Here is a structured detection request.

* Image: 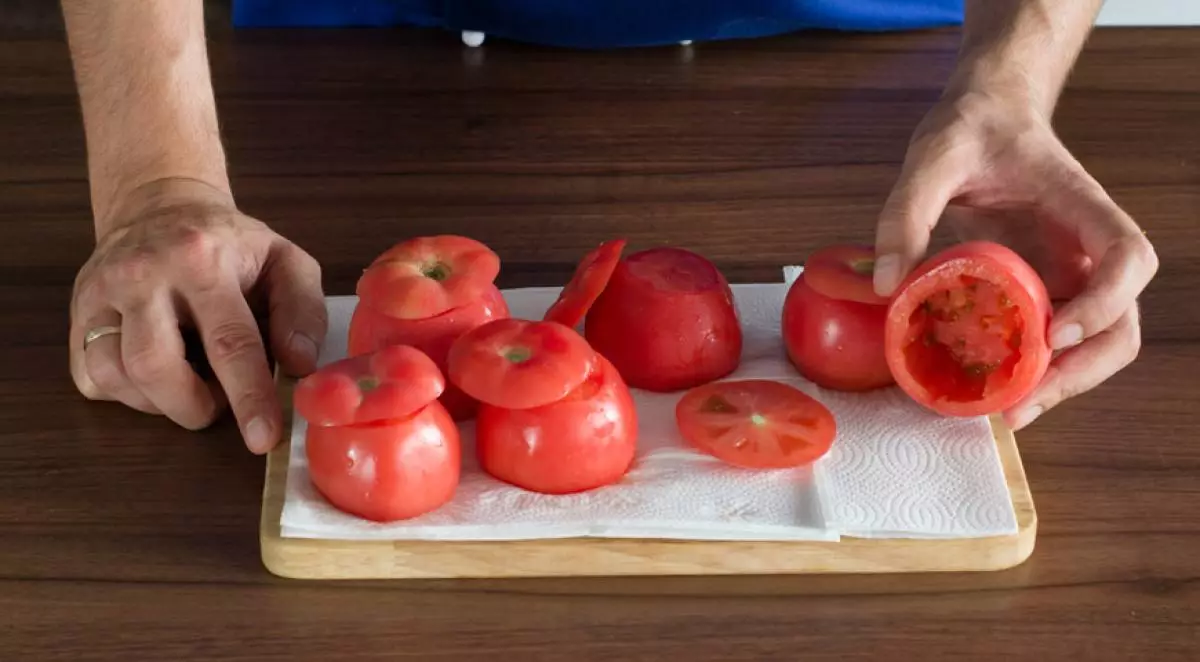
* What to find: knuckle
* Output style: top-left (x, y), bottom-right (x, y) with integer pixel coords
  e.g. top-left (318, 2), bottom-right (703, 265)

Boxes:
top-left (1129, 233), bottom-right (1160, 278)
top-left (124, 344), bottom-right (174, 385)
top-left (208, 323), bottom-right (263, 365)
top-left (106, 252), bottom-right (157, 288)
top-left (1119, 324), bottom-right (1142, 366)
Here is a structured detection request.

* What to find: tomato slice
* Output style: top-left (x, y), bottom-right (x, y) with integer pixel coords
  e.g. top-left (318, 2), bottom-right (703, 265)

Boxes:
top-left (355, 235), bottom-right (501, 319)
top-left (675, 379), bottom-right (837, 469)
top-left (293, 345), bottom-right (445, 427)
top-left (543, 238), bottom-right (626, 328)
top-left (802, 244), bottom-right (888, 305)
top-left (447, 318), bottom-right (596, 410)
top-left (885, 240), bottom-right (1052, 417)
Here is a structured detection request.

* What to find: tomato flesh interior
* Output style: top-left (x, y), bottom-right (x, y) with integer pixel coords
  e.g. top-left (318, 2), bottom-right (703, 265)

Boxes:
top-left (903, 275), bottom-right (1024, 403)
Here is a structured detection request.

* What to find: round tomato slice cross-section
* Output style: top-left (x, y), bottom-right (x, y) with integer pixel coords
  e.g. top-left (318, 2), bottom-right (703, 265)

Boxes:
top-left (885, 241), bottom-right (1052, 417)
top-left (675, 379), bottom-right (837, 469)
top-left (356, 235), bottom-right (501, 319)
top-left (293, 344), bottom-right (445, 427)
top-left (447, 318), bottom-right (596, 410)
top-left (543, 238), bottom-right (626, 328)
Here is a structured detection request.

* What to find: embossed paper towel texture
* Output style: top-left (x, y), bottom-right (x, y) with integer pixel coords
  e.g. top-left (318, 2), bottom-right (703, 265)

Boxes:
top-left (280, 271), bottom-right (1017, 541)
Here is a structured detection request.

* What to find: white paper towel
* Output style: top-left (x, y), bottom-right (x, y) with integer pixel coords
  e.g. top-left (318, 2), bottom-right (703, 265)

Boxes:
top-left (280, 269), bottom-right (1017, 541)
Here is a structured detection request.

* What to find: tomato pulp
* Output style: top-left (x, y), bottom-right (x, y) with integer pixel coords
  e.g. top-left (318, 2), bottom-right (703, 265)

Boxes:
top-left (447, 318), bottom-right (596, 411)
top-left (675, 379), bottom-right (836, 469)
top-left (885, 241), bottom-right (1052, 417)
top-left (305, 401), bottom-right (461, 522)
top-left (293, 344), bottom-right (445, 427)
top-left (355, 235), bottom-right (501, 319)
top-left (476, 355), bottom-right (637, 494)
top-left (782, 245), bottom-right (893, 392)
top-left (584, 247), bottom-right (742, 392)
top-left (348, 284), bottom-right (510, 420)
top-left (543, 238), bottom-right (627, 329)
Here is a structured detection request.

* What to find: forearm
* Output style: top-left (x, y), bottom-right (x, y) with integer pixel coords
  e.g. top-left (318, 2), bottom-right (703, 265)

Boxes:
top-left (948, 0), bottom-right (1104, 115)
top-left (61, 1), bottom-right (229, 237)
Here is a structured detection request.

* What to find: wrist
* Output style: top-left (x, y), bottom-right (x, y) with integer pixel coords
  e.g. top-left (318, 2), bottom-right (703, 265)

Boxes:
top-left (98, 176), bottom-right (236, 240)
top-left (943, 51), bottom-right (1055, 121)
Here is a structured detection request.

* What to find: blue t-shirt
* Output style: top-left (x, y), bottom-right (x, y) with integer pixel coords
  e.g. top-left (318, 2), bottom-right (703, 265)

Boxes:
top-left (232, 1), bottom-right (963, 48)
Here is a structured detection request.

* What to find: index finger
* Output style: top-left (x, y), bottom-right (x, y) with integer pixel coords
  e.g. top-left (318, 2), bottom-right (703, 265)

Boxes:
top-left (186, 280), bottom-right (281, 454)
top-left (1043, 176), bottom-right (1159, 349)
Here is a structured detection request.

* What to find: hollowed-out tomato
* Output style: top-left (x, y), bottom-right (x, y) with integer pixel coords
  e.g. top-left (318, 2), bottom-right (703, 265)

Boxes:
top-left (584, 247), bottom-right (742, 392)
top-left (782, 245), bottom-right (894, 392)
top-left (885, 240), bottom-right (1052, 417)
top-left (475, 355), bottom-right (637, 494)
top-left (347, 284), bottom-right (510, 420)
top-left (305, 399), bottom-right (461, 522)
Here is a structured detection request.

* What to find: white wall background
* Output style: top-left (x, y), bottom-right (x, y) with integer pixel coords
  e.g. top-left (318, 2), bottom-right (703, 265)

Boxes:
top-left (1096, 0), bottom-right (1200, 26)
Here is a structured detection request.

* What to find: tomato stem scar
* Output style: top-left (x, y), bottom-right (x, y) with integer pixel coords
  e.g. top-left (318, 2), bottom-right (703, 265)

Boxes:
top-left (503, 346), bottom-right (532, 363)
top-left (750, 413), bottom-right (767, 426)
top-left (423, 262), bottom-right (450, 281)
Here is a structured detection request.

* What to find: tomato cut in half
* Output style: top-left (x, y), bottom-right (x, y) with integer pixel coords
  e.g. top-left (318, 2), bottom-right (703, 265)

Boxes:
top-left (447, 318), bottom-right (596, 410)
top-left (675, 379), bottom-right (837, 469)
top-left (584, 246), bottom-right (742, 392)
top-left (885, 240), bottom-right (1052, 417)
top-left (293, 345), bottom-right (445, 427)
top-left (543, 238), bottom-right (627, 328)
top-left (476, 355), bottom-right (638, 494)
top-left (356, 235), bottom-right (501, 319)
top-left (802, 244), bottom-right (888, 305)
top-left (782, 244), bottom-right (893, 392)
top-left (305, 400), bottom-right (461, 522)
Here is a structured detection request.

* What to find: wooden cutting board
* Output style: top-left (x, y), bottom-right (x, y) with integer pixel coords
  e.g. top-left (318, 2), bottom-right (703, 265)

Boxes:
top-left (260, 377), bottom-right (1036, 580)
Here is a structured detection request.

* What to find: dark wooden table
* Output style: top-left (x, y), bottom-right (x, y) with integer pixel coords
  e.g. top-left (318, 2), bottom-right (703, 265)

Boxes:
top-left (2, 13), bottom-right (1198, 661)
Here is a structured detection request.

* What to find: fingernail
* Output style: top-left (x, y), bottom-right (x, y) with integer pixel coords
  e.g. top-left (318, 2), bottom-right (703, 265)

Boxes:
top-left (245, 416), bottom-right (276, 454)
top-left (873, 253), bottom-right (902, 296)
top-left (1010, 406), bottom-right (1043, 431)
top-left (1051, 323), bottom-right (1084, 350)
top-left (289, 332), bottom-right (318, 366)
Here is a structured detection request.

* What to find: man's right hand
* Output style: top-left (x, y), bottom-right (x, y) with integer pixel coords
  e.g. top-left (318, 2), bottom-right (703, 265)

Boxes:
top-left (69, 178), bottom-right (328, 454)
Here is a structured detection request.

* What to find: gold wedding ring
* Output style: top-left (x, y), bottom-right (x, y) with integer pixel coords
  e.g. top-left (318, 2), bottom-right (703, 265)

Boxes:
top-left (83, 325), bottom-right (122, 350)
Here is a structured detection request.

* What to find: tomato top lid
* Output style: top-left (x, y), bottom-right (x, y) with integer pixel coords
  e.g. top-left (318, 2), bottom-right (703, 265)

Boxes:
top-left (801, 244), bottom-right (888, 306)
top-left (293, 344), bottom-right (446, 427)
top-left (620, 246), bottom-right (727, 294)
top-left (884, 240), bottom-right (1053, 417)
top-left (543, 238), bottom-right (627, 328)
top-left (355, 234), bottom-right (501, 320)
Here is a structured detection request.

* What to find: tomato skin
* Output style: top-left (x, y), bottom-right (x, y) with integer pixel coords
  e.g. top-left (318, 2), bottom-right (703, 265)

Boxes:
top-left (885, 241), bottom-right (1053, 417)
top-left (675, 379), bottom-right (837, 469)
top-left (355, 235), bottom-right (501, 319)
top-left (347, 284), bottom-right (510, 420)
top-left (781, 250), bottom-right (893, 392)
top-left (447, 318), bottom-right (597, 410)
top-left (584, 247), bottom-right (742, 392)
top-left (476, 356), bottom-right (637, 494)
top-left (305, 401), bottom-right (461, 522)
top-left (543, 238), bottom-right (627, 329)
top-left (293, 344), bottom-right (445, 426)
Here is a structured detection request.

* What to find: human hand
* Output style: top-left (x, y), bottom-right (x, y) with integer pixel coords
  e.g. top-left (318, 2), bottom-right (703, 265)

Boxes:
top-left (69, 178), bottom-right (328, 453)
top-left (872, 88), bottom-right (1158, 430)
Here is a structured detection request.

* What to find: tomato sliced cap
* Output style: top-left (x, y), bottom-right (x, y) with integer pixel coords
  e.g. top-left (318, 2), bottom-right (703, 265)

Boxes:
top-left (803, 244), bottom-right (888, 306)
top-left (356, 235), bottom-right (501, 319)
top-left (293, 344), bottom-right (446, 426)
top-left (675, 379), bottom-right (837, 469)
top-left (543, 238), bottom-right (627, 328)
top-left (447, 318), bottom-right (596, 410)
top-left (885, 240), bottom-right (1053, 417)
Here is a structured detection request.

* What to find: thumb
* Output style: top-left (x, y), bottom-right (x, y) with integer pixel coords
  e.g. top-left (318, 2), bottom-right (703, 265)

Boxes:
top-left (872, 154), bottom-right (962, 296)
top-left (263, 242), bottom-right (328, 377)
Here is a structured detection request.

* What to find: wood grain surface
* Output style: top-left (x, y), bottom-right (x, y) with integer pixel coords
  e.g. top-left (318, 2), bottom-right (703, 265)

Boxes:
top-left (1, 12), bottom-right (1197, 662)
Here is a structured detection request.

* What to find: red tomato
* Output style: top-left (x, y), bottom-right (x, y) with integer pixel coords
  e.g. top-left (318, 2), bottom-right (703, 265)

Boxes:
top-left (782, 245), bottom-right (894, 392)
top-left (356, 235), bottom-right (501, 319)
top-left (476, 355), bottom-right (637, 494)
top-left (543, 238), bottom-right (627, 329)
top-left (885, 240), bottom-right (1053, 417)
top-left (447, 318), bottom-right (596, 410)
top-left (584, 247), bottom-right (742, 392)
top-left (293, 345), bottom-right (444, 427)
top-left (675, 379), bottom-right (837, 469)
top-left (305, 400), bottom-right (460, 522)
top-left (347, 284), bottom-right (510, 420)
